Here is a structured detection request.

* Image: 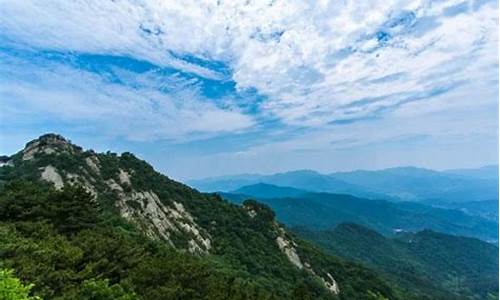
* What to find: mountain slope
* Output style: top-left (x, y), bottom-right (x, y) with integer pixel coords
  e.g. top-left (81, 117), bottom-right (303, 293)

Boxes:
top-left (222, 189), bottom-right (498, 243)
top-left (439, 200), bottom-right (499, 222)
top-left (0, 134), bottom-right (398, 300)
top-left (293, 223), bottom-right (499, 300)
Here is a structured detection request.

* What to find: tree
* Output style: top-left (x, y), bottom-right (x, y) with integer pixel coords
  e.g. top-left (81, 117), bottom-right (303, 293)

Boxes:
top-left (47, 185), bottom-right (100, 235)
top-left (77, 279), bottom-right (137, 300)
top-left (0, 269), bottom-right (40, 300)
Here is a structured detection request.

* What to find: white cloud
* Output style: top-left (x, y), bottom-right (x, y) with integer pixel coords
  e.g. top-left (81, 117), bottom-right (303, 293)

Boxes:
top-left (1, 0), bottom-right (497, 129)
top-left (0, 53), bottom-right (254, 141)
top-left (172, 77), bottom-right (497, 178)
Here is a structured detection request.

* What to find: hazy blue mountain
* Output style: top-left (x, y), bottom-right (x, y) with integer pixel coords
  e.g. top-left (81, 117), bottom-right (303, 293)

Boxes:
top-left (222, 190), bottom-right (499, 243)
top-left (444, 165), bottom-right (499, 180)
top-left (190, 169), bottom-right (393, 200)
top-left (232, 183), bottom-right (308, 199)
top-left (329, 166), bottom-right (498, 203)
top-left (187, 173), bottom-right (264, 192)
top-left (294, 223), bottom-right (499, 300)
top-left (193, 166), bottom-right (498, 204)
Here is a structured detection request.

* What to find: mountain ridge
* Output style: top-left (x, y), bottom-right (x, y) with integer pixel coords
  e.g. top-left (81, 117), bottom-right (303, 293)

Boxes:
top-left (232, 183), bottom-right (310, 199)
top-left (190, 165), bottom-right (499, 204)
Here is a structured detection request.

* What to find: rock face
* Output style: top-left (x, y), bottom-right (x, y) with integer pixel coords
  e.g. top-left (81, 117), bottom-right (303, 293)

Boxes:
top-left (109, 179), bottom-right (211, 253)
top-left (85, 156), bottom-right (101, 174)
top-left (323, 272), bottom-right (340, 294)
top-left (276, 227), bottom-right (304, 269)
top-left (274, 224), bottom-right (340, 294)
top-left (40, 165), bottom-right (64, 189)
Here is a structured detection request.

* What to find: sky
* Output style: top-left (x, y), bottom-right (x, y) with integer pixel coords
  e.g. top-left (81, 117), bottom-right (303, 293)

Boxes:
top-left (0, 0), bottom-right (498, 180)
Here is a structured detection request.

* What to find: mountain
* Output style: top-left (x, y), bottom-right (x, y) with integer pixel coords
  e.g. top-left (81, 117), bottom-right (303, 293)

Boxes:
top-left (222, 188), bottom-right (498, 243)
top-left (0, 134), bottom-right (399, 300)
top-left (445, 165), bottom-right (499, 180)
top-left (187, 173), bottom-right (265, 193)
top-left (329, 167), bottom-right (498, 203)
top-left (232, 183), bottom-right (309, 199)
top-left (191, 166), bottom-right (499, 204)
top-left (294, 223), bottom-right (499, 300)
top-left (189, 170), bottom-right (393, 200)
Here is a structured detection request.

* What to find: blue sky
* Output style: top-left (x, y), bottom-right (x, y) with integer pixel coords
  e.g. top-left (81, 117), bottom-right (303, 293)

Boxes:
top-left (0, 0), bottom-right (498, 180)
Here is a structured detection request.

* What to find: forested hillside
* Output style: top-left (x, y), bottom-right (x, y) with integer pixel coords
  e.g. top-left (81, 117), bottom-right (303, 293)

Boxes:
top-left (0, 134), bottom-right (397, 300)
top-left (294, 224), bottom-right (499, 300)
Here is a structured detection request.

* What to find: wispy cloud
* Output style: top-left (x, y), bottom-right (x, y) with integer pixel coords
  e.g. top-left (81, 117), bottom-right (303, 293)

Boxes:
top-left (0, 50), bottom-right (254, 141)
top-left (1, 0), bottom-right (497, 128)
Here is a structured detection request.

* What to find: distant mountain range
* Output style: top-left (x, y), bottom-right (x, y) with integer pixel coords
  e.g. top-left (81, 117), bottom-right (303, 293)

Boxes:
top-left (221, 183), bottom-right (498, 243)
top-left (189, 166), bottom-right (499, 204)
top-left (445, 165), bottom-right (499, 180)
top-left (233, 183), bottom-right (308, 199)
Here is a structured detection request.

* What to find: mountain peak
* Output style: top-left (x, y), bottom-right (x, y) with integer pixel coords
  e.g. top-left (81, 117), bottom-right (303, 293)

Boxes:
top-left (22, 133), bottom-right (82, 161)
top-left (27, 133), bottom-right (70, 146)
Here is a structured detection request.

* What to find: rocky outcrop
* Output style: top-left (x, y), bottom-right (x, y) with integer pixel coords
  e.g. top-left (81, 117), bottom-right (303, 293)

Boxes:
top-left (23, 134), bottom-right (79, 161)
top-left (322, 272), bottom-right (340, 294)
top-left (40, 165), bottom-right (64, 189)
top-left (106, 177), bottom-right (211, 254)
top-left (276, 228), bottom-right (303, 269)
top-left (85, 156), bottom-right (101, 175)
top-left (274, 224), bottom-right (340, 295)
top-left (66, 172), bottom-right (98, 197)
top-left (245, 206), bottom-right (257, 218)
top-left (118, 169), bottom-right (132, 185)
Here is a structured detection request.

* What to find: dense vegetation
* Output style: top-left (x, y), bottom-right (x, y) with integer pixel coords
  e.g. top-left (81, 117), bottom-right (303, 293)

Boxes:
top-left (0, 134), bottom-right (399, 299)
top-left (294, 223), bottom-right (499, 300)
top-left (0, 181), bottom-right (322, 299)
